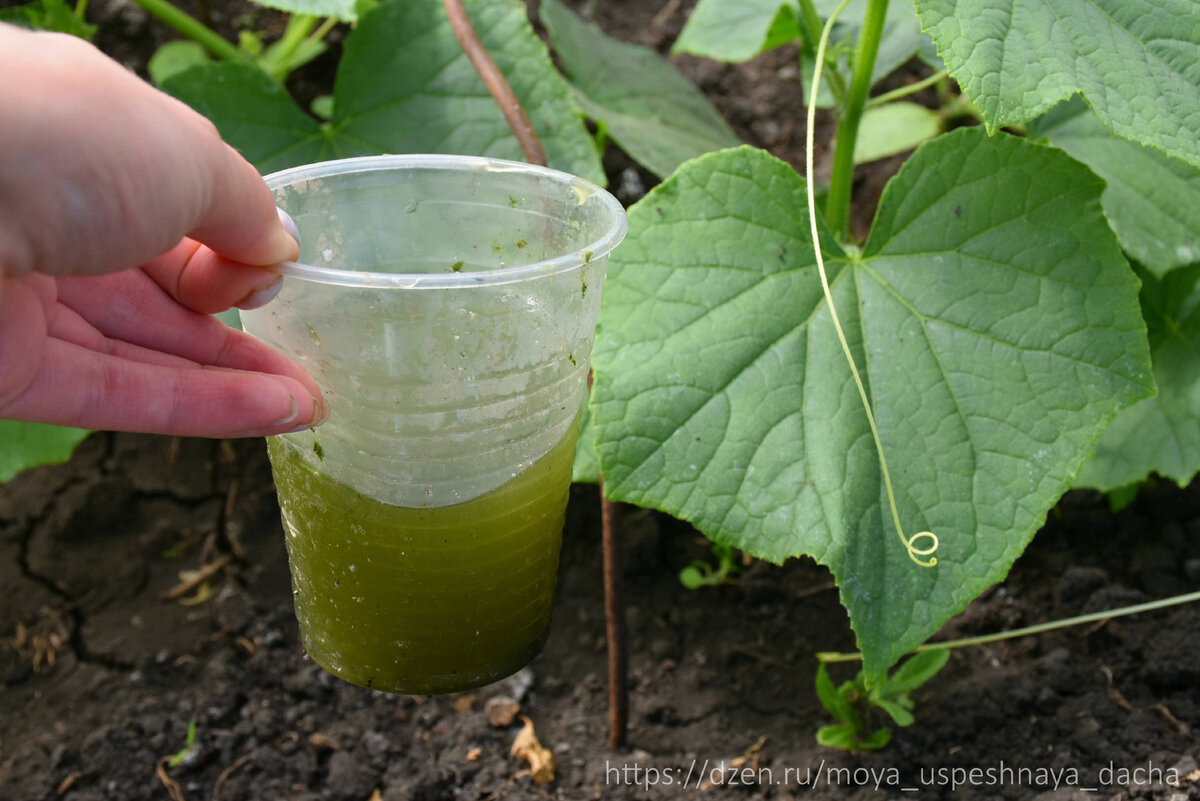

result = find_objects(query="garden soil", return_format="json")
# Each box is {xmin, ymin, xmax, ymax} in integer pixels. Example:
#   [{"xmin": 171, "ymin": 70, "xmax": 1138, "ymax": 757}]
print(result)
[{"xmin": 3, "ymin": 0, "xmax": 1200, "ymax": 799}]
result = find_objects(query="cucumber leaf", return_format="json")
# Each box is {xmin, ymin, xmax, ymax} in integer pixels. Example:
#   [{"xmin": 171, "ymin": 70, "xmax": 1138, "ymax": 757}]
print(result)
[
  {"xmin": 854, "ymin": 102, "xmax": 941, "ymax": 163},
  {"xmin": 148, "ymin": 41, "xmax": 212, "ymax": 87},
  {"xmin": 590, "ymin": 132, "xmax": 1153, "ymax": 683},
  {"xmin": 540, "ymin": 0, "xmax": 741, "ymax": 179},
  {"xmin": 915, "ymin": 0, "xmax": 1200, "ymax": 168},
  {"xmin": 163, "ymin": 0, "xmax": 603, "ymax": 183},
  {"xmin": 248, "ymin": 0, "xmax": 358, "ymax": 23},
  {"xmin": 1031, "ymin": 98, "xmax": 1200, "ymax": 276},
  {"xmin": 884, "ymin": 648, "xmax": 949, "ymax": 695},
  {"xmin": 573, "ymin": 397, "xmax": 600, "ymax": 484},
  {"xmin": 0, "ymin": 422, "xmax": 91, "ymax": 483},
  {"xmin": 672, "ymin": 0, "xmax": 802, "ymax": 62},
  {"xmin": 1076, "ymin": 263, "xmax": 1200, "ymax": 491}
]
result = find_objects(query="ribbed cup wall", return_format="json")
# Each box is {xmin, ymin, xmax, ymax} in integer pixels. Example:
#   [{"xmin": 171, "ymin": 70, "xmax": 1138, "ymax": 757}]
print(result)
[{"xmin": 241, "ymin": 155, "xmax": 625, "ymax": 509}]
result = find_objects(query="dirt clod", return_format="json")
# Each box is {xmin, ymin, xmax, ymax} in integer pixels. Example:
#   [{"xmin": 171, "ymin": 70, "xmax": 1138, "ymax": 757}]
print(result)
[{"xmin": 485, "ymin": 696, "xmax": 521, "ymax": 727}]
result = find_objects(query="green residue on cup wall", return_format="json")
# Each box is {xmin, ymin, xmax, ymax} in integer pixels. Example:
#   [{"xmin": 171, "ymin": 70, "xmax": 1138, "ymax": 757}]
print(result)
[{"xmin": 450, "ymin": 261, "xmax": 464, "ymax": 272}]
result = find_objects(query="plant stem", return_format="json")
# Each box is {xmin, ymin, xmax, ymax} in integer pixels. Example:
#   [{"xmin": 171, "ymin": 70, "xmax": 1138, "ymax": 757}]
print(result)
[
  {"xmin": 824, "ymin": 0, "xmax": 889, "ymax": 241},
  {"xmin": 307, "ymin": 16, "xmax": 339, "ymax": 49},
  {"xmin": 130, "ymin": 0, "xmax": 247, "ymax": 63},
  {"xmin": 816, "ymin": 589, "xmax": 1200, "ymax": 663},
  {"xmin": 275, "ymin": 14, "xmax": 318, "ymax": 63},
  {"xmin": 865, "ymin": 68, "xmax": 949, "ymax": 109},
  {"xmin": 74, "ymin": 0, "xmax": 88, "ymax": 19},
  {"xmin": 441, "ymin": 0, "xmax": 546, "ymax": 166}
]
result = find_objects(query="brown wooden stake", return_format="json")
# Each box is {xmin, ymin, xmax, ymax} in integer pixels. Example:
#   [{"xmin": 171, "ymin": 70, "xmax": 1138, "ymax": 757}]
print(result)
[
  {"xmin": 442, "ymin": 0, "xmax": 548, "ymax": 167},
  {"xmin": 600, "ymin": 490, "xmax": 628, "ymax": 748}
]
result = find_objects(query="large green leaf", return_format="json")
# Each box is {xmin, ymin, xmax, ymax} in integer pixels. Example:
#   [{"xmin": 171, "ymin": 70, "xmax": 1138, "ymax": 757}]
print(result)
[
  {"xmin": 672, "ymin": 0, "xmax": 803, "ymax": 62},
  {"xmin": 249, "ymin": 0, "xmax": 358, "ymax": 22},
  {"xmin": 854, "ymin": 102, "xmax": 941, "ymax": 163},
  {"xmin": 0, "ymin": 422, "xmax": 91, "ymax": 483},
  {"xmin": 163, "ymin": 0, "xmax": 603, "ymax": 183},
  {"xmin": 675, "ymin": 0, "xmax": 928, "ymax": 94},
  {"xmin": 540, "ymin": 0, "xmax": 741, "ymax": 179},
  {"xmin": 1030, "ymin": 99, "xmax": 1200, "ymax": 276},
  {"xmin": 573, "ymin": 397, "xmax": 600, "ymax": 484},
  {"xmin": 162, "ymin": 63, "xmax": 332, "ymax": 173},
  {"xmin": 591, "ymin": 132, "xmax": 1153, "ymax": 682},
  {"xmin": 914, "ymin": 0, "xmax": 1200, "ymax": 169},
  {"xmin": 1076, "ymin": 264, "xmax": 1200, "ymax": 491}
]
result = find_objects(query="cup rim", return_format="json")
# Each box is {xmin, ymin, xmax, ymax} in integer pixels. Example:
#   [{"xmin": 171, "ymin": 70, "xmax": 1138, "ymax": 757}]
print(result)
[{"xmin": 265, "ymin": 154, "xmax": 628, "ymax": 289}]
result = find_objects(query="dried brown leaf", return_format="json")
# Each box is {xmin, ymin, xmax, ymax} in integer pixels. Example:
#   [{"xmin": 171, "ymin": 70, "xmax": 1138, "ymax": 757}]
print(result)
[{"xmin": 510, "ymin": 716, "xmax": 555, "ymax": 784}]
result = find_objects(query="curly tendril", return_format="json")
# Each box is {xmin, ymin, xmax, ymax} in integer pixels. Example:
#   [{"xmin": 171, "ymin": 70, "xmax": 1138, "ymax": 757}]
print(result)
[{"xmin": 804, "ymin": 0, "xmax": 939, "ymax": 569}]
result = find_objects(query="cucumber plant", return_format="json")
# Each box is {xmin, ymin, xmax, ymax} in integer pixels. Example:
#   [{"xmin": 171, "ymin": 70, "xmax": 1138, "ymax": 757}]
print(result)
[
  {"xmin": 816, "ymin": 648, "xmax": 949, "ymax": 751},
  {"xmin": 580, "ymin": 0, "xmax": 1200, "ymax": 689}
]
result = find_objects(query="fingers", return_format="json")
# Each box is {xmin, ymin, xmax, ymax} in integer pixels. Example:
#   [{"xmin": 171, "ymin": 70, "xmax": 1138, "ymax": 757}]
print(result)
[
  {"xmin": 55, "ymin": 271, "xmax": 322, "ymax": 402},
  {"xmin": 3, "ymin": 336, "xmax": 324, "ymax": 438},
  {"xmin": 0, "ymin": 27, "xmax": 297, "ymax": 280},
  {"xmin": 189, "ymin": 143, "xmax": 299, "ymax": 267},
  {"xmin": 45, "ymin": 299, "xmax": 198, "ymax": 370},
  {"xmin": 140, "ymin": 238, "xmax": 283, "ymax": 316},
  {"xmin": 0, "ymin": 278, "xmax": 48, "ymax": 409}
]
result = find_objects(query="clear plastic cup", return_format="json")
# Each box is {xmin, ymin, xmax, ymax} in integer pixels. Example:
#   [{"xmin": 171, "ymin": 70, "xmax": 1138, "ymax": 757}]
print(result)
[{"xmin": 240, "ymin": 155, "xmax": 626, "ymax": 694}]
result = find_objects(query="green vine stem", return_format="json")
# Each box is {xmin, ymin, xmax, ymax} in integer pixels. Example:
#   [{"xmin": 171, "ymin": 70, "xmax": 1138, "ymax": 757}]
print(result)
[
  {"xmin": 308, "ymin": 17, "xmax": 338, "ymax": 48},
  {"xmin": 824, "ymin": 0, "xmax": 889, "ymax": 240},
  {"xmin": 816, "ymin": 589, "xmax": 1200, "ymax": 663},
  {"xmin": 258, "ymin": 13, "xmax": 338, "ymax": 79},
  {"xmin": 865, "ymin": 68, "xmax": 950, "ymax": 109},
  {"xmin": 130, "ymin": 0, "xmax": 247, "ymax": 63},
  {"xmin": 74, "ymin": 0, "xmax": 89, "ymax": 19},
  {"xmin": 274, "ymin": 13, "xmax": 318, "ymax": 60}
]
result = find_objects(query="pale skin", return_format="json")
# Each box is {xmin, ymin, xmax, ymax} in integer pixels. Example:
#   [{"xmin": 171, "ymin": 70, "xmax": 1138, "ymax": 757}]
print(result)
[{"xmin": 0, "ymin": 25, "xmax": 326, "ymax": 438}]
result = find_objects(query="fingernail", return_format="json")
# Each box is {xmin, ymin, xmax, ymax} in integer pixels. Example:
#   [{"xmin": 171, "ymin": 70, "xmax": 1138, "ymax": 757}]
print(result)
[
  {"xmin": 269, "ymin": 393, "xmax": 300, "ymax": 427},
  {"xmin": 277, "ymin": 207, "xmax": 301, "ymax": 246},
  {"xmin": 235, "ymin": 277, "xmax": 283, "ymax": 310},
  {"xmin": 287, "ymin": 395, "xmax": 329, "ymax": 433}
]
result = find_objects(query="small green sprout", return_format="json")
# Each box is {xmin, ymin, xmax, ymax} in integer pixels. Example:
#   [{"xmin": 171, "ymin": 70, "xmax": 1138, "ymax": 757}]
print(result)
[
  {"xmin": 166, "ymin": 720, "xmax": 197, "ymax": 768},
  {"xmin": 678, "ymin": 542, "xmax": 740, "ymax": 589},
  {"xmin": 815, "ymin": 649, "xmax": 949, "ymax": 751}
]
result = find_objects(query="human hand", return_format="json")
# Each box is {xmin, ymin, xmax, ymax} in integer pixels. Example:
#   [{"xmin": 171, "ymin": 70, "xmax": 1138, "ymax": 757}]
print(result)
[{"xmin": 0, "ymin": 25, "xmax": 325, "ymax": 437}]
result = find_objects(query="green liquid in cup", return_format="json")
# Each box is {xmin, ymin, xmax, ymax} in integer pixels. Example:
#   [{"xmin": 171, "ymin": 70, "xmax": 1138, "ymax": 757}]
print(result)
[{"xmin": 267, "ymin": 428, "xmax": 576, "ymax": 694}]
